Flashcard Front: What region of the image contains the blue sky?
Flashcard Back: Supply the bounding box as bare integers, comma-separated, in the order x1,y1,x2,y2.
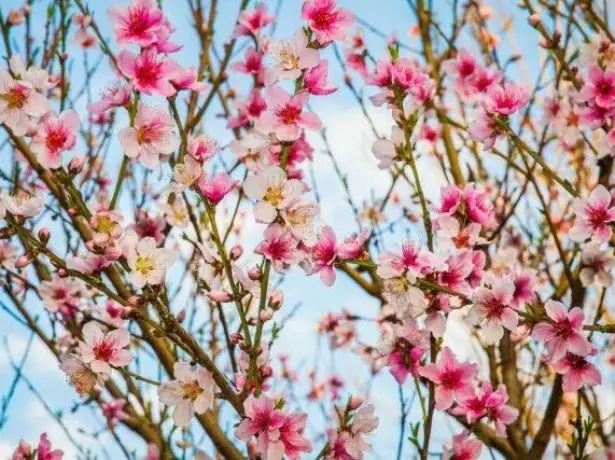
0,0,554,458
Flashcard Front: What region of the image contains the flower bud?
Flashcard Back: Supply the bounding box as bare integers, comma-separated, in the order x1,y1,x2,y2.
68,155,86,175
176,309,186,323
230,244,243,260
58,268,69,278
128,295,144,307
248,266,262,281
262,366,273,378
38,227,50,245
259,308,273,322
15,254,33,269
121,306,133,318
231,333,243,344
349,396,364,410
528,14,540,27
8,9,26,25
269,290,284,310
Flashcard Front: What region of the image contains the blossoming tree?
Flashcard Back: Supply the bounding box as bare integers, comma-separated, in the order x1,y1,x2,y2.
1,0,615,458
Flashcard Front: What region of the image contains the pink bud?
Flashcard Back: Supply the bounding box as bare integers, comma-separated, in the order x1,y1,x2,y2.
231,333,243,344
37,227,50,244
176,309,186,323
269,290,284,310
349,396,364,410
121,306,133,318
58,268,69,277
262,366,273,378
248,267,262,281
15,255,33,269
7,9,26,25
207,291,232,302
128,295,143,307
230,244,243,260
528,14,540,27
68,155,86,174
259,308,273,322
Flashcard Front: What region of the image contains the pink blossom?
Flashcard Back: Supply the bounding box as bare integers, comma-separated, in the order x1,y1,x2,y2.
130,210,166,245
468,278,517,344
79,322,132,375
266,31,320,84
119,103,179,169
30,110,80,168
87,82,131,114
532,300,592,361
580,242,615,287
443,432,482,460
338,229,368,260
509,269,536,308
187,134,220,162
419,347,477,410
12,433,63,460
307,225,338,286
552,351,602,392
384,318,429,384
169,66,206,92
579,65,615,109
255,224,301,273
0,55,51,136
462,184,497,228
108,0,164,47
231,47,265,84
235,395,312,460
197,172,236,205
483,83,529,116
256,87,321,141
391,57,435,106
437,250,474,294
102,398,127,426
570,184,615,242
305,60,337,95
301,0,354,44
117,48,180,97
233,3,275,37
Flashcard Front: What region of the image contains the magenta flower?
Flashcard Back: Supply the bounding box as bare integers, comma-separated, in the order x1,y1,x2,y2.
30,109,80,169
454,383,519,436
384,318,429,384
338,229,368,260
230,46,265,83
551,351,602,392
532,300,592,361
419,347,477,410
483,83,529,116
197,172,236,205
235,395,312,460
101,398,127,426
578,65,615,109
256,87,321,141
570,184,615,242
11,433,63,460
169,66,206,92
304,60,337,96
437,250,474,294
307,225,338,286
301,0,354,44
187,134,220,162
233,3,275,37
117,48,181,97
255,224,301,273
108,0,164,47
443,432,482,460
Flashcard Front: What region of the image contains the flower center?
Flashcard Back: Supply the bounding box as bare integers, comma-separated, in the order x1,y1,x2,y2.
45,129,68,153
276,104,301,125
182,381,203,401
93,340,114,361
96,215,116,235
264,185,284,206
135,256,154,275
2,86,28,109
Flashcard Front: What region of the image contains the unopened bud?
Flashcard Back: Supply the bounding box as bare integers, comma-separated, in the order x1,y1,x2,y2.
230,244,243,260
58,267,69,277
128,295,144,307
121,306,133,318
176,309,186,323
7,9,26,25
231,333,243,344
259,308,273,322
68,207,78,216
248,266,262,281
38,227,50,244
269,290,284,310
349,396,364,410
262,366,273,378
15,254,33,269
528,14,540,27
68,155,85,174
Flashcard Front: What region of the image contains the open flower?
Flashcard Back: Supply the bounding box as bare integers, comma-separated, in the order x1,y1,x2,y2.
117,48,180,97
79,322,132,375
158,361,215,427
580,242,615,287
255,224,301,273
307,225,338,286
468,277,517,344
119,103,179,169
30,110,80,169
197,172,236,205
108,0,164,47
266,30,320,84
552,350,602,392
244,166,305,223
125,232,177,288
301,0,354,44
570,185,615,243
443,432,482,460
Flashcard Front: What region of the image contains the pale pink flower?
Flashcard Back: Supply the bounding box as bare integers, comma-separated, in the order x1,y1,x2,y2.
59,353,104,394
158,361,215,427
578,65,615,109
0,55,51,136
418,346,477,410
343,404,379,458
552,350,602,392
4,190,44,217
244,165,305,223
235,395,312,460
256,87,321,141
307,225,338,286
266,30,320,84
108,0,164,47
483,83,529,116
302,0,354,44
101,300,126,328
187,134,219,162
162,199,189,228
67,253,111,275
532,300,592,361
338,229,368,260
117,48,180,97
130,211,166,245
304,59,337,95
119,103,179,169
580,241,615,287
39,277,83,317
468,277,517,344
443,432,482,460
255,224,301,273
281,202,320,245
570,185,615,242
87,82,131,114
125,232,176,288
79,322,132,375
197,172,237,205
233,3,275,37
12,433,63,460
30,109,80,168
90,209,124,247
371,126,404,169
173,155,203,190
